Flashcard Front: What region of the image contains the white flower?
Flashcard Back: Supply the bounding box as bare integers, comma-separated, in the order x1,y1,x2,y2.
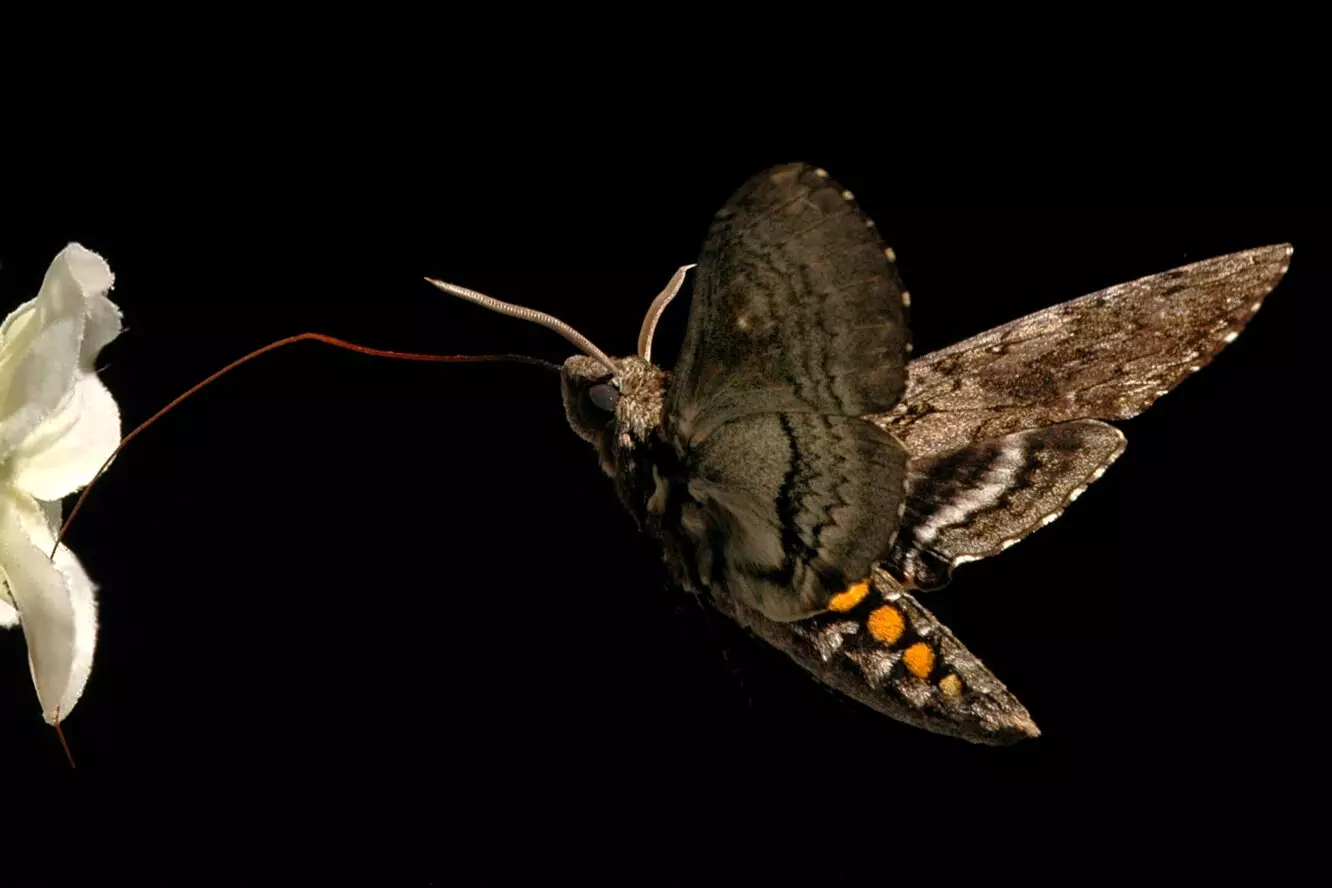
0,243,122,725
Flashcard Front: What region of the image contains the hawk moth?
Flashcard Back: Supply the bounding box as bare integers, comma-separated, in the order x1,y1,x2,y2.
429,163,1291,745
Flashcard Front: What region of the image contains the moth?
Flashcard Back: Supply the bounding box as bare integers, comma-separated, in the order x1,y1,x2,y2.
428,163,1291,745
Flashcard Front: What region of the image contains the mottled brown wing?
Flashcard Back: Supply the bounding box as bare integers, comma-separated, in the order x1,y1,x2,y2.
659,163,911,623
679,412,906,622
876,245,1292,458
666,163,909,445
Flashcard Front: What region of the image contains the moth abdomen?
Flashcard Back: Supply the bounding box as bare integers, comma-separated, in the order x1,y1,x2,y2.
717,566,1038,745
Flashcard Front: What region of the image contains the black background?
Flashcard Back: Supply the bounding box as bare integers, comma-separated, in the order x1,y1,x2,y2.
2,65,1325,881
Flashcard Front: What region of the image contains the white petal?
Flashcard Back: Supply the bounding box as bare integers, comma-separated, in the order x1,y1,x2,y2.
0,592,19,627
0,491,98,723
9,373,121,500
0,244,121,462
0,517,29,628
81,280,123,366
48,544,97,720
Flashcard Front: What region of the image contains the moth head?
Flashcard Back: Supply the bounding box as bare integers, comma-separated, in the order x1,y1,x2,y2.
560,353,668,476
560,355,619,448
425,265,692,477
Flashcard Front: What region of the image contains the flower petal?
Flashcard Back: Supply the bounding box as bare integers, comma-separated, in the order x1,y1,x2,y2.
80,278,123,365
0,243,121,463
0,496,62,627
0,590,19,627
8,373,121,500
0,492,98,723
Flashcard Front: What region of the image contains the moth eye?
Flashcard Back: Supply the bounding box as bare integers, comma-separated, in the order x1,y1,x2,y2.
588,383,620,413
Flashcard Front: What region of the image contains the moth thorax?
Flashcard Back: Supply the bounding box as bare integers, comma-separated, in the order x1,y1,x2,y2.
613,356,667,443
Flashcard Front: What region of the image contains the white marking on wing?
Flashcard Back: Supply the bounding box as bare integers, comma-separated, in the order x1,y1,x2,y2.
913,439,1026,548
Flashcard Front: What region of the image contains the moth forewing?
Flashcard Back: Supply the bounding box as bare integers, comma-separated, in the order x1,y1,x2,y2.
655,164,912,625
880,244,1293,458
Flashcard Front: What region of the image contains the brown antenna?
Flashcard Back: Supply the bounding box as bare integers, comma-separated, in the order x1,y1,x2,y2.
424,277,621,376
637,265,695,363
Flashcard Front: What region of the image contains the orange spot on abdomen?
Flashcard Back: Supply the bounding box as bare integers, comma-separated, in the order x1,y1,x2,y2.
867,605,905,644
829,579,871,612
903,642,935,679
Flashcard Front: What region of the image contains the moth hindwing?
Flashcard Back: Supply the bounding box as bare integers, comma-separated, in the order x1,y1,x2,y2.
524,164,1289,745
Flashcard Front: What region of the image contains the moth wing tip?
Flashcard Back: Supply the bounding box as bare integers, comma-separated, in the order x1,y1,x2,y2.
1262,242,1295,271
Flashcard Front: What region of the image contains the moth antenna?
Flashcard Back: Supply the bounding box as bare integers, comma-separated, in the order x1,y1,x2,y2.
51,334,556,558
637,264,695,363
424,277,621,377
